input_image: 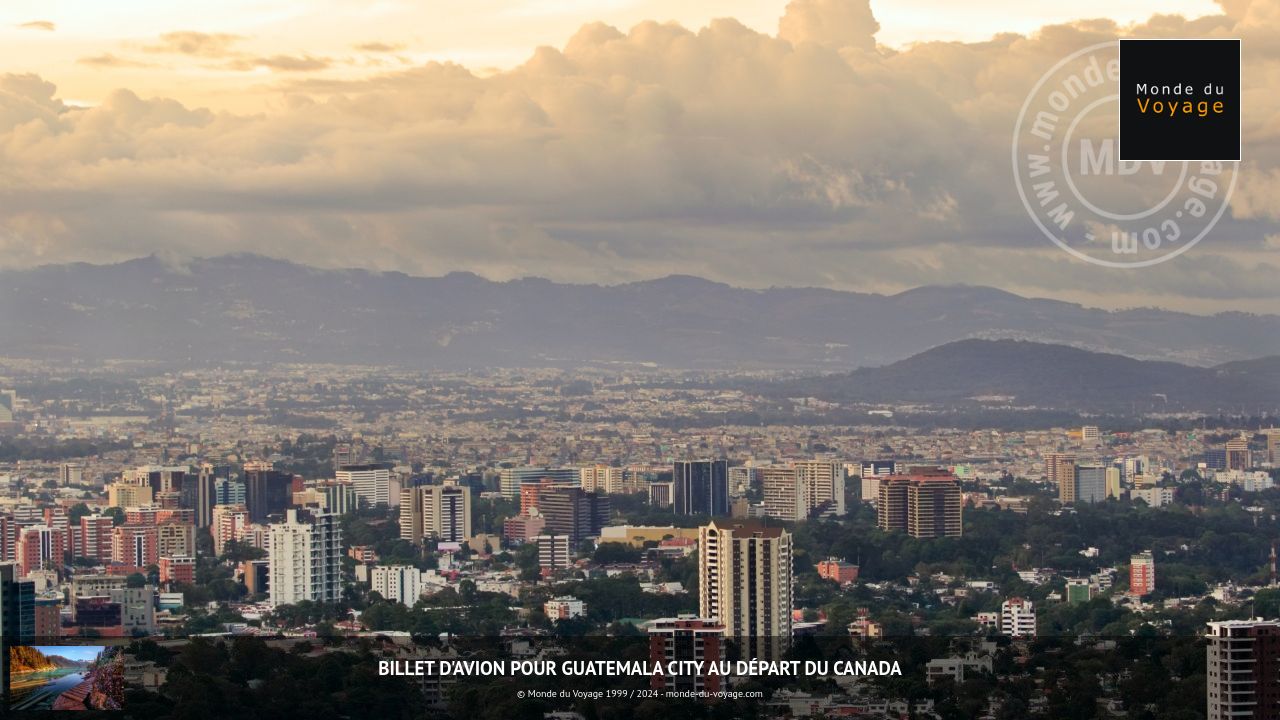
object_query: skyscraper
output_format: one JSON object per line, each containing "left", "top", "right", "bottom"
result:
{"left": 761, "top": 461, "right": 847, "bottom": 520}
{"left": 674, "top": 460, "right": 729, "bottom": 516}
{"left": 539, "top": 487, "right": 610, "bottom": 544}
{"left": 195, "top": 462, "right": 233, "bottom": 529}
{"left": 268, "top": 509, "right": 343, "bottom": 606}
{"left": 1226, "top": 436, "right": 1251, "bottom": 472}
{"left": 1206, "top": 620, "right": 1280, "bottom": 720}
{"left": 244, "top": 461, "right": 294, "bottom": 522}
{"left": 698, "top": 520, "right": 793, "bottom": 661}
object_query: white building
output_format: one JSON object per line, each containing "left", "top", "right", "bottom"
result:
{"left": 1000, "top": 597, "right": 1036, "bottom": 637}
{"left": 336, "top": 463, "right": 393, "bottom": 509}
{"left": 1132, "top": 487, "right": 1175, "bottom": 508}
{"left": 543, "top": 596, "right": 586, "bottom": 619}
{"left": 371, "top": 565, "right": 424, "bottom": 606}
{"left": 579, "top": 466, "right": 623, "bottom": 494}
{"left": 268, "top": 509, "right": 343, "bottom": 606}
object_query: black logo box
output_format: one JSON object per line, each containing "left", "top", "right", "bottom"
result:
{"left": 1119, "top": 38, "right": 1241, "bottom": 161}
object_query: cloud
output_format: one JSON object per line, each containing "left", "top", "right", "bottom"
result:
{"left": 226, "top": 55, "right": 332, "bottom": 72}
{"left": 354, "top": 42, "right": 406, "bottom": 53}
{"left": 18, "top": 21, "right": 55, "bottom": 32}
{"left": 1, "top": 1, "right": 1280, "bottom": 313}
{"left": 76, "top": 54, "right": 158, "bottom": 69}
{"left": 144, "top": 31, "right": 243, "bottom": 58}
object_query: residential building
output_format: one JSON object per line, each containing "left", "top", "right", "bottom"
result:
{"left": 1206, "top": 619, "right": 1280, "bottom": 720}
{"left": 1131, "top": 551, "right": 1156, "bottom": 597}
{"left": 647, "top": 616, "right": 724, "bottom": 694}
{"left": 371, "top": 565, "right": 424, "bottom": 606}
{"left": 1000, "top": 597, "right": 1036, "bottom": 637}
{"left": 698, "top": 520, "right": 793, "bottom": 661}
{"left": 268, "top": 509, "right": 343, "bottom": 606}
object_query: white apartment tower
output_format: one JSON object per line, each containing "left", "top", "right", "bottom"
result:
{"left": 698, "top": 520, "right": 793, "bottom": 661}
{"left": 268, "top": 509, "right": 343, "bottom": 606}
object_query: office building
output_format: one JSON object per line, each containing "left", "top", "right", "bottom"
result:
{"left": 698, "top": 520, "right": 793, "bottom": 661}
{"left": 243, "top": 461, "right": 294, "bottom": 522}
{"left": 648, "top": 481, "right": 674, "bottom": 508}
{"left": 539, "top": 487, "right": 610, "bottom": 544}
{"left": 338, "top": 463, "right": 395, "bottom": 508}
{"left": 211, "top": 504, "right": 251, "bottom": 556}
{"left": 59, "top": 463, "right": 84, "bottom": 487}
{"left": 674, "top": 460, "right": 729, "bottom": 516}
{"left": 371, "top": 565, "right": 424, "bottom": 606}
{"left": 268, "top": 509, "right": 342, "bottom": 606}
{"left": 1074, "top": 464, "right": 1108, "bottom": 504}
{"left": 876, "top": 470, "right": 963, "bottom": 538}
{"left": 1130, "top": 551, "right": 1155, "bottom": 597}
{"left": 1081, "top": 425, "right": 1101, "bottom": 445}
{"left": 648, "top": 616, "right": 725, "bottom": 694}
{"left": 1206, "top": 620, "right": 1280, "bottom": 720}
{"left": 156, "top": 522, "right": 195, "bottom": 559}
{"left": 159, "top": 555, "right": 195, "bottom": 585}
{"left": 195, "top": 463, "right": 234, "bottom": 529}
{"left": 1226, "top": 437, "right": 1252, "bottom": 472}
{"left": 499, "top": 467, "right": 580, "bottom": 500}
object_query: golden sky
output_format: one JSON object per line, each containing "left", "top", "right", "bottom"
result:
{"left": 2, "top": 0, "right": 1278, "bottom": 314}
{"left": 3, "top": 0, "right": 1221, "bottom": 110}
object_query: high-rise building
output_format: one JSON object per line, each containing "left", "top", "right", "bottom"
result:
{"left": 371, "top": 565, "right": 424, "bottom": 606}
{"left": 159, "top": 555, "right": 196, "bottom": 585}
{"left": 338, "top": 463, "right": 395, "bottom": 508}
{"left": 400, "top": 481, "right": 473, "bottom": 544}
{"left": 579, "top": 465, "right": 624, "bottom": 494}
{"left": 107, "top": 482, "right": 154, "bottom": 508}
{"left": 647, "top": 616, "right": 724, "bottom": 694}
{"left": 1000, "top": 597, "right": 1036, "bottom": 637}
{"left": 876, "top": 470, "right": 962, "bottom": 538}
{"left": 760, "top": 462, "right": 846, "bottom": 520}
{"left": 698, "top": 520, "right": 793, "bottom": 661}
{"left": 244, "top": 461, "right": 295, "bottom": 522}
{"left": 1074, "top": 464, "right": 1108, "bottom": 504}
{"left": 1045, "top": 453, "right": 1077, "bottom": 503}
{"left": 859, "top": 461, "right": 896, "bottom": 504}
{"left": 17, "top": 525, "right": 64, "bottom": 576}
{"left": 499, "top": 467, "right": 580, "bottom": 500}
{"left": 674, "top": 460, "right": 729, "bottom": 516}
{"left": 59, "top": 463, "right": 84, "bottom": 487}
{"left": 1266, "top": 430, "right": 1280, "bottom": 465}
{"left": 195, "top": 463, "right": 233, "bottom": 529}
{"left": 1226, "top": 436, "right": 1251, "bottom": 472}
{"left": 156, "top": 522, "right": 195, "bottom": 559}
{"left": 268, "top": 509, "right": 343, "bottom": 606}
{"left": 1206, "top": 620, "right": 1280, "bottom": 720}
{"left": 536, "top": 534, "right": 572, "bottom": 576}
{"left": 1130, "top": 551, "right": 1155, "bottom": 597}
{"left": 540, "top": 487, "right": 610, "bottom": 544}
{"left": 78, "top": 515, "right": 115, "bottom": 564}
{"left": 295, "top": 481, "right": 356, "bottom": 516}
{"left": 129, "top": 465, "right": 189, "bottom": 497}
{"left": 0, "top": 563, "right": 35, "bottom": 696}
{"left": 211, "top": 504, "right": 251, "bottom": 556}
{"left": 648, "top": 481, "right": 674, "bottom": 508}
{"left": 111, "top": 524, "right": 159, "bottom": 569}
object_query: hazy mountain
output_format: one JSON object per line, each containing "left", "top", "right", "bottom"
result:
{"left": 2, "top": 254, "right": 1278, "bottom": 369}
{"left": 776, "top": 339, "right": 1280, "bottom": 413}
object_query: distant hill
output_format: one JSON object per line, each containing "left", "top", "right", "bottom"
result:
{"left": 775, "top": 339, "right": 1280, "bottom": 413}
{"left": 1, "top": 254, "right": 1279, "bottom": 369}
{"left": 9, "top": 647, "right": 87, "bottom": 674}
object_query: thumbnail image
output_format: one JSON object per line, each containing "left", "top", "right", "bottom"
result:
{"left": 8, "top": 646, "right": 123, "bottom": 712}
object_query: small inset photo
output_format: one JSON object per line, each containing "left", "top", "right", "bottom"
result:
{"left": 8, "top": 646, "right": 124, "bottom": 712}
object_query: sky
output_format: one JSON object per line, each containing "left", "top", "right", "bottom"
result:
{"left": 1, "top": 0, "right": 1278, "bottom": 314}
{"left": 28, "top": 646, "right": 103, "bottom": 663}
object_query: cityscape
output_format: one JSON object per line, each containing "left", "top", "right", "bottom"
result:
{"left": 0, "top": 356, "right": 1277, "bottom": 718}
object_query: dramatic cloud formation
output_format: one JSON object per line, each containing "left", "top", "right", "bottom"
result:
{"left": 0, "top": 0, "right": 1278, "bottom": 313}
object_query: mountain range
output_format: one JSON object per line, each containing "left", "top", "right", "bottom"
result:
{"left": 2, "top": 254, "right": 1278, "bottom": 370}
